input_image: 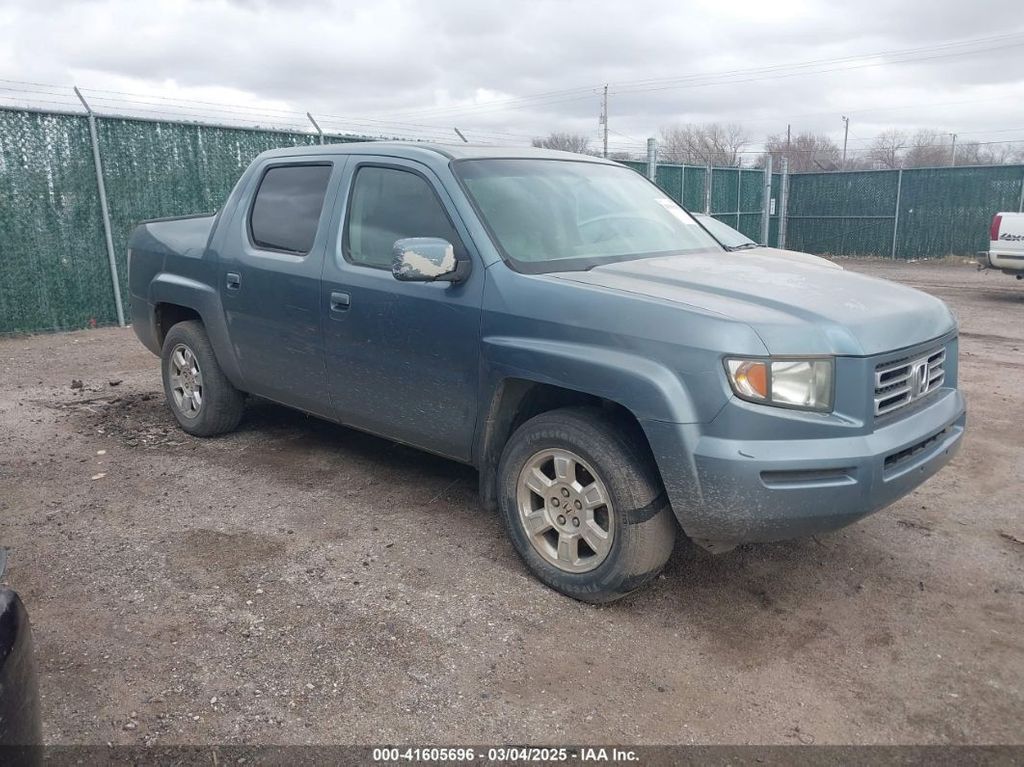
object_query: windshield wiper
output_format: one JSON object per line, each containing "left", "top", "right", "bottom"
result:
{"left": 729, "top": 242, "right": 759, "bottom": 251}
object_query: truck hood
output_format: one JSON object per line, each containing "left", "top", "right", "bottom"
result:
{"left": 550, "top": 251, "right": 956, "bottom": 356}
{"left": 744, "top": 246, "right": 843, "bottom": 270}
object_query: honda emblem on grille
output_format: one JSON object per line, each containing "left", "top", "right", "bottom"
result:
{"left": 910, "top": 360, "right": 930, "bottom": 399}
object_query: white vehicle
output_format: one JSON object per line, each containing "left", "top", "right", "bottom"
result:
{"left": 980, "top": 212, "right": 1024, "bottom": 280}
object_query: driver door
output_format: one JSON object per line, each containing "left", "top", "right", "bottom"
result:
{"left": 321, "top": 158, "right": 484, "bottom": 461}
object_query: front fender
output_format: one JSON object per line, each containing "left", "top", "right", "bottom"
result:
{"left": 478, "top": 335, "right": 728, "bottom": 522}
{"left": 482, "top": 335, "right": 719, "bottom": 425}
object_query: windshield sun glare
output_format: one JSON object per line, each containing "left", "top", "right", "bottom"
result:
{"left": 455, "top": 159, "right": 721, "bottom": 273}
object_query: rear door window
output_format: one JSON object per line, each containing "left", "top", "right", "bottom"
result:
{"left": 249, "top": 164, "right": 332, "bottom": 254}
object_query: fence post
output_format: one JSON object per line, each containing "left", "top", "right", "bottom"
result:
{"left": 736, "top": 168, "right": 742, "bottom": 229}
{"left": 890, "top": 169, "right": 904, "bottom": 260}
{"left": 74, "top": 87, "right": 125, "bottom": 328}
{"left": 778, "top": 158, "right": 790, "bottom": 249}
{"left": 646, "top": 138, "right": 657, "bottom": 182}
{"left": 760, "top": 154, "right": 772, "bottom": 246}
{"left": 704, "top": 162, "right": 712, "bottom": 214}
{"left": 306, "top": 112, "right": 324, "bottom": 144}
{"left": 1019, "top": 171, "right": 1024, "bottom": 212}
{"left": 680, "top": 164, "right": 686, "bottom": 207}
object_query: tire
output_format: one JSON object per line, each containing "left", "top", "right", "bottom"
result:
{"left": 160, "top": 320, "right": 244, "bottom": 437}
{"left": 497, "top": 406, "right": 677, "bottom": 603}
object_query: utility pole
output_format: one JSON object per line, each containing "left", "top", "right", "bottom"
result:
{"left": 600, "top": 84, "right": 608, "bottom": 159}
{"left": 950, "top": 133, "right": 957, "bottom": 166}
{"left": 786, "top": 123, "right": 791, "bottom": 153}
{"left": 841, "top": 116, "right": 850, "bottom": 170}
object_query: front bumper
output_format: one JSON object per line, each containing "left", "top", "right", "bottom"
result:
{"left": 645, "top": 387, "right": 966, "bottom": 546}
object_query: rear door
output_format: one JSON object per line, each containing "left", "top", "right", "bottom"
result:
{"left": 219, "top": 157, "right": 343, "bottom": 416}
{"left": 321, "top": 157, "right": 484, "bottom": 461}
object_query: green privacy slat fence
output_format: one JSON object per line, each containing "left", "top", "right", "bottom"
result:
{"left": 893, "top": 165, "right": 1024, "bottom": 259}
{"left": 625, "top": 160, "right": 781, "bottom": 246}
{"left": 5, "top": 112, "right": 1024, "bottom": 334}
{"left": 0, "top": 109, "right": 114, "bottom": 332}
{"left": 0, "top": 106, "right": 367, "bottom": 333}
{"left": 784, "top": 170, "right": 899, "bottom": 257}
{"left": 631, "top": 158, "right": 1024, "bottom": 259}
{"left": 642, "top": 162, "right": 708, "bottom": 211}
{"left": 786, "top": 166, "right": 1024, "bottom": 258}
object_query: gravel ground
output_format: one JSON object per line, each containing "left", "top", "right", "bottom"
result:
{"left": 0, "top": 258, "right": 1022, "bottom": 746}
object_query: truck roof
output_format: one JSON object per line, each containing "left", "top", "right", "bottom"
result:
{"left": 256, "top": 141, "right": 616, "bottom": 165}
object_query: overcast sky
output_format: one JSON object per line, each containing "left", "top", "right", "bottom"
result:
{"left": 1, "top": 0, "right": 1022, "bottom": 159}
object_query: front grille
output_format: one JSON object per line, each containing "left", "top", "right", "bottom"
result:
{"left": 874, "top": 346, "right": 945, "bottom": 417}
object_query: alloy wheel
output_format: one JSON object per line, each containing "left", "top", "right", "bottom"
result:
{"left": 516, "top": 448, "right": 614, "bottom": 573}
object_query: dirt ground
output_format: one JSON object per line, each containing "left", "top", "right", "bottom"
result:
{"left": 0, "top": 258, "right": 1022, "bottom": 746}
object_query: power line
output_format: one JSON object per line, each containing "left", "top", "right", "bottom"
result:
{"left": 608, "top": 39, "right": 1024, "bottom": 99}
{"left": 4, "top": 30, "right": 1020, "bottom": 133}
{"left": 0, "top": 83, "right": 541, "bottom": 143}
{"left": 0, "top": 90, "right": 501, "bottom": 138}
{"left": 606, "top": 31, "right": 1024, "bottom": 92}
{"left": 356, "top": 31, "right": 1024, "bottom": 121}
{"left": 1, "top": 30, "right": 1021, "bottom": 138}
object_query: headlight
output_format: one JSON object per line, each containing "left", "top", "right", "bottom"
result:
{"left": 724, "top": 357, "right": 834, "bottom": 412}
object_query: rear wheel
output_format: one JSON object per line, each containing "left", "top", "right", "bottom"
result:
{"left": 160, "top": 321, "right": 244, "bottom": 437}
{"left": 497, "top": 407, "right": 676, "bottom": 603}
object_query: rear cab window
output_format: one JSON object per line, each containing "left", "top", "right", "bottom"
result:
{"left": 249, "top": 164, "right": 332, "bottom": 254}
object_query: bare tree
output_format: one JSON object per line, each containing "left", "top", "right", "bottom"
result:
{"left": 904, "top": 129, "right": 953, "bottom": 168}
{"left": 863, "top": 129, "right": 1021, "bottom": 169}
{"left": 953, "top": 141, "right": 991, "bottom": 166}
{"left": 659, "top": 123, "right": 750, "bottom": 166}
{"left": 866, "top": 129, "right": 909, "bottom": 169}
{"left": 762, "top": 131, "right": 841, "bottom": 172}
{"left": 531, "top": 132, "right": 594, "bottom": 155}
{"left": 972, "top": 142, "right": 1020, "bottom": 166}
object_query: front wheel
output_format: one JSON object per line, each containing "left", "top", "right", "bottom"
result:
{"left": 497, "top": 407, "right": 677, "bottom": 603}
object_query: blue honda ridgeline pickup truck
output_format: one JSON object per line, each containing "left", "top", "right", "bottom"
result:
{"left": 129, "top": 143, "right": 965, "bottom": 602}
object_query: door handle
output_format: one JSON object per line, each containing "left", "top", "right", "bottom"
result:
{"left": 226, "top": 272, "right": 241, "bottom": 290}
{"left": 330, "top": 291, "right": 351, "bottom": 312}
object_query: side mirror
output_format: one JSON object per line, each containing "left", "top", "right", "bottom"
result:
{"left": 391, "top": 238, "right": 471, "bottom": 283}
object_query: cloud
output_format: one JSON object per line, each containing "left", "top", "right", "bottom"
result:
{"left": 0, "top": 0, "right": 1021, "bottom": 157}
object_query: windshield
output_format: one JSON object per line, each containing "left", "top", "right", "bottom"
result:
{"left": 454, "top": 159, "right": 721, "bottom": 272}
{"left": 694, "top": 214, "right": 757, "bottom": 250}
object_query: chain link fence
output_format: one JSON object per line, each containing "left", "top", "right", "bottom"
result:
{"left": 0, "top": 109, "right": 112, "bottom": 331}
{"left": 0, "top": 106, "right": 363, "bottom": 333}
{"left": 630, "top": 158, "right": 1024, "bottom": 261}
{"left": 786, "top": 165, "right": 1024, "bottom": 259}
{"left": 4, "top": 104, "right": 1024, "bottom": 334}
{"left": 624, "top": 160, "right": 783, "bottom": 245}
